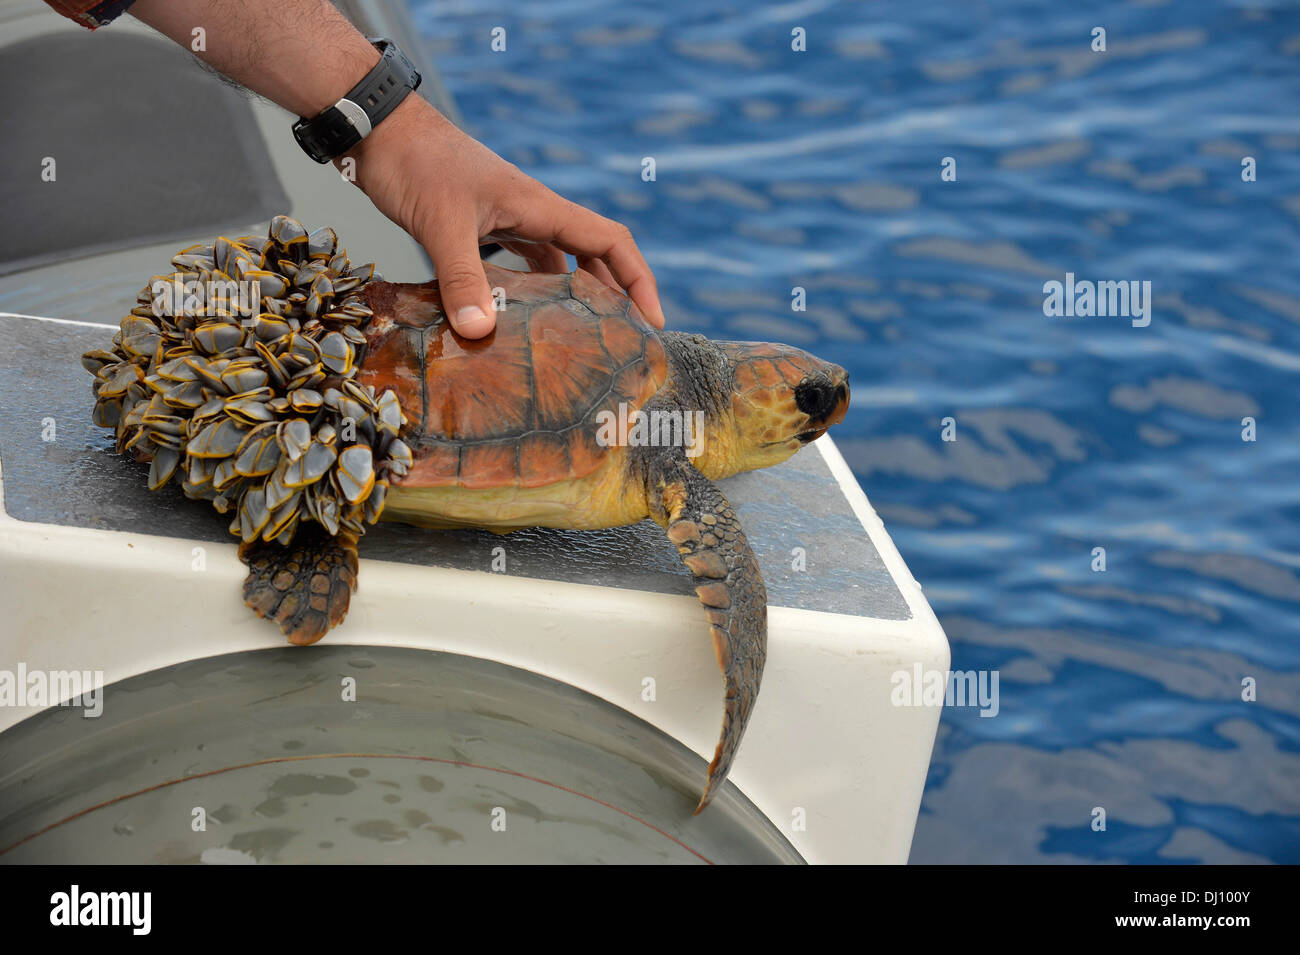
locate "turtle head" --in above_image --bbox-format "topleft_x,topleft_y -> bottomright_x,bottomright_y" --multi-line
717,340 -> 850,473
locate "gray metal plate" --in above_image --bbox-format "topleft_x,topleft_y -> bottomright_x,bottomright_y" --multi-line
0,646 -> 803,864
0,31 -> 289,277
0,314 -> 908,617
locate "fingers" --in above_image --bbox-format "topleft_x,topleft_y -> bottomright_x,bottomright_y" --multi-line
503,243 -> 658,328
500,240 -> 569,275
511,195 -> 665,329
576,256 -> 620,292
342,95 -> 663,333
422,219 -> 497,339
563,214 -> 664,328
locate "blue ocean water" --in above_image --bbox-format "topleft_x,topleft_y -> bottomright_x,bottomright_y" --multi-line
412,0 -> 1300,863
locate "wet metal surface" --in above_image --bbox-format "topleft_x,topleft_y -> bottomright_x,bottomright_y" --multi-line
0,647 -> 803,864
0,31 -> 288,277
0,315 -> 909,618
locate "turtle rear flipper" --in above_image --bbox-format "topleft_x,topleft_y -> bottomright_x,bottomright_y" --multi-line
648,457 -> 768,813
239,525 -> 360,645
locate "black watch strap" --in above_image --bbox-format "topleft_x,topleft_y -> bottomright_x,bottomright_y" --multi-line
292,38 -> 422,164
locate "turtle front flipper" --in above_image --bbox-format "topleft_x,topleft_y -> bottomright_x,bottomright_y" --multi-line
647,457 -> 768,813
239,524 -> 361,645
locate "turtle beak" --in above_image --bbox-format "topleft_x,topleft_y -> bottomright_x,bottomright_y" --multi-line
794,367 -> 850,441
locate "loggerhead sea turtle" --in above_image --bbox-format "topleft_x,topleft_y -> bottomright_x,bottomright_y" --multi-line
83,217 -> 850,810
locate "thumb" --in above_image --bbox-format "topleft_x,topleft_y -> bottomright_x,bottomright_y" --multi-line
425,224 -> 497,338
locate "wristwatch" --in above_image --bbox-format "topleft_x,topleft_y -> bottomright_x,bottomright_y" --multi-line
292,38 -> 422,164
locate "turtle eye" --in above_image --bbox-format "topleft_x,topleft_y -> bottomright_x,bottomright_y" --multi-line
794,377 -> 837,419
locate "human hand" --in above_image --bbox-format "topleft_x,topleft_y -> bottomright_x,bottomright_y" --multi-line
342,96 -> 664,338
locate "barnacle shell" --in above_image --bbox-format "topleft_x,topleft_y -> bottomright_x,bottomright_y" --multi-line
84,216 -> 404,547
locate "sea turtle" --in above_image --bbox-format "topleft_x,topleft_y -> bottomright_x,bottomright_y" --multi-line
83,217 -> 850,811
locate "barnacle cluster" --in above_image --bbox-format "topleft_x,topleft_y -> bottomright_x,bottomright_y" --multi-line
83,215 -> 412,546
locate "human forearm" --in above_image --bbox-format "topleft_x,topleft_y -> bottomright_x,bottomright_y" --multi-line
130,0 -> 379,119
125,0 -> 665,336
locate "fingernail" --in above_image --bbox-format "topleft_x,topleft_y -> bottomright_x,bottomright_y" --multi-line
453,306 -> 493,338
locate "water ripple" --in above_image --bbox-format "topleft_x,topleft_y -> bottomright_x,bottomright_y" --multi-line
416,0 -> 1300,863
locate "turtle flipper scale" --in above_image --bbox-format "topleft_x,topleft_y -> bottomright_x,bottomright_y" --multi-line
239,524 -> 360,646
649,458 -> 768,814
